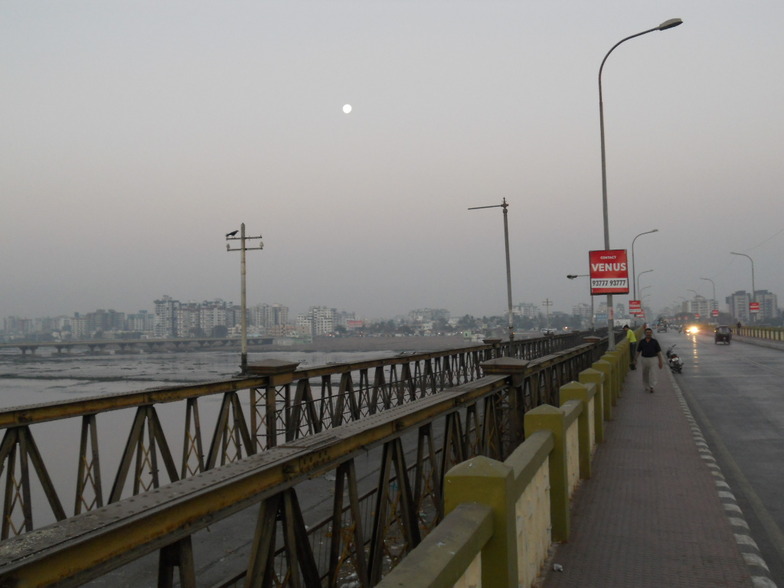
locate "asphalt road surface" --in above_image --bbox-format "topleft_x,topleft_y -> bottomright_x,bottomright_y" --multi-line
662,330 -> 784,583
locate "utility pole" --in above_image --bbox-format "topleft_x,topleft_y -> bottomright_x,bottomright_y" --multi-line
226,223 -> 263,373
468,198 -> 515,341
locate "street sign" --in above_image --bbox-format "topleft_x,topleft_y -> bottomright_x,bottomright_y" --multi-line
711,309 -> 719,317
589,249 -> 629,295
750,302 -> 760,314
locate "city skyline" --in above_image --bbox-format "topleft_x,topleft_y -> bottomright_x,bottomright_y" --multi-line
2,2 -> 783,321
4,283 -> 778,336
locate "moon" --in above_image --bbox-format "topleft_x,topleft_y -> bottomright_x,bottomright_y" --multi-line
342,104 -> 352,114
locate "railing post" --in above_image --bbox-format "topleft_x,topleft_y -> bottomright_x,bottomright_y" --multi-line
601,351 -> 622,401
559,381 -> 594,480
579,368 -> 605,442
524,405 -> 570,542
591,359 -> 614,418
444,456 -> 518,588
246,359 -> 300,448
481,356 -> 530,446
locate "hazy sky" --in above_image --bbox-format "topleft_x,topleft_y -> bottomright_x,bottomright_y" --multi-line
2,1 -> 782,322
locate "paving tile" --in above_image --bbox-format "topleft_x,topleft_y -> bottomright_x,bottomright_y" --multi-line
539,367 -> 753,588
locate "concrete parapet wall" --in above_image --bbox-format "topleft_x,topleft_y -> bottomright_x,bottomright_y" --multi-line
379,357 -> 627,588
515,447 -> 551,588
375,502 -> 493,588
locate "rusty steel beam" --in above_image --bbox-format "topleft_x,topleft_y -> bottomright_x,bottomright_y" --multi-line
0,378 -> 269,428
0,376 -> 509,586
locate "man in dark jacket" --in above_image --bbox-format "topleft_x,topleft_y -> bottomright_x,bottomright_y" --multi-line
635,327 -> 663,393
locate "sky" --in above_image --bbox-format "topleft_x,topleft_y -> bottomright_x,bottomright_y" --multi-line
2,1 -> 782,322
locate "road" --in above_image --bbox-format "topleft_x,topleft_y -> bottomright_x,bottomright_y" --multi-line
663,330 -> 784,583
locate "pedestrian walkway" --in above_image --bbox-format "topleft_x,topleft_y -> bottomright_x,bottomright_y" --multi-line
539,362 -> 773,588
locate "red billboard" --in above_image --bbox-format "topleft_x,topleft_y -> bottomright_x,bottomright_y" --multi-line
589,249 -> 629,295
750,302 -> 760,314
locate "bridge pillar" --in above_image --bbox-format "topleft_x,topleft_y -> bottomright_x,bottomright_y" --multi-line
600,352 -> 622,403
444,455 -> 517,588
591,360 -> 614,419
481,357 -> 530,445
524,404 -> 570,542
559,381 -> 594,480
579,368 -> 605,442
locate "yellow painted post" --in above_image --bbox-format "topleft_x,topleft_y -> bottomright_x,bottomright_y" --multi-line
524,405 -> 569,542
559,382 -> 593,480
607,350 -> 624,398
579,368 -> 605,442
591,360 -> 614,418
601,352 -> 620,403
444,456 -> 517,588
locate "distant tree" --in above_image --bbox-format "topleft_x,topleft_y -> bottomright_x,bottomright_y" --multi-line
433,317 -> 450,333
211,325 -> 229,338
456,315 -> 477,330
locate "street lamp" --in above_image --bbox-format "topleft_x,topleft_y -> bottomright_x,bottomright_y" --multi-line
700,277 -> 717,315
226,223 -> 264,373
631,229 -> 658,301
730,252 -> 756,323
598,18 -> 682,349
636,269 -> 653,299
567,274 -> 595,331
468,198 -> 515,341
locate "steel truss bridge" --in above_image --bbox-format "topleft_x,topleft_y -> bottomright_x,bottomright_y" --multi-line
0,332 -> 607,586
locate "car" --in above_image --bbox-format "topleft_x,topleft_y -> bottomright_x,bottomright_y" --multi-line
714,326 -> 732,344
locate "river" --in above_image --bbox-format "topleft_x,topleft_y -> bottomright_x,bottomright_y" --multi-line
0,346 -> 409,409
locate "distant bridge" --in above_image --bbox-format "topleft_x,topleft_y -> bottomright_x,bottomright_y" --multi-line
0,336 -> 275,355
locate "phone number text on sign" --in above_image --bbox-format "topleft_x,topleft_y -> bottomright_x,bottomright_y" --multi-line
591,279 -> 628,288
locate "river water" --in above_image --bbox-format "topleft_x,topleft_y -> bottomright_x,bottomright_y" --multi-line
0,346 -> 407,532
0,347 -> 397,409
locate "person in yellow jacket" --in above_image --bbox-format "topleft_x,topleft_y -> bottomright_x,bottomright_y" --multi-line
623,325 -> 637,370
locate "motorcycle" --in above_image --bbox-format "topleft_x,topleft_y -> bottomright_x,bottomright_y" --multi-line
666,344 -> 683,373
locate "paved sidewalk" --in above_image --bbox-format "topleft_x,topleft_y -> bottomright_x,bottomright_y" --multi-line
539,364 -> 763,588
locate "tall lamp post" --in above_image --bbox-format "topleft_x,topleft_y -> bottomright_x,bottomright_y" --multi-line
636,269 -> 653,301
730,251 -> 756,323
598,18 -> 682,349
226,223 -> 264,373
469,198 -> 515,341
631,229 -> 658,301
567,274 -> 595,331
700,277 -> 717,316
687,288 -> 700,319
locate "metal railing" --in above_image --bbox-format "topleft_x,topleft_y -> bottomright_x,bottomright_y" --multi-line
0,336 -> 606,586
0,333 -> 593,539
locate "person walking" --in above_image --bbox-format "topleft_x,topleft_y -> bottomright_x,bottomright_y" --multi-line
636,327 -> 663,393
623,325 -> 637,370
